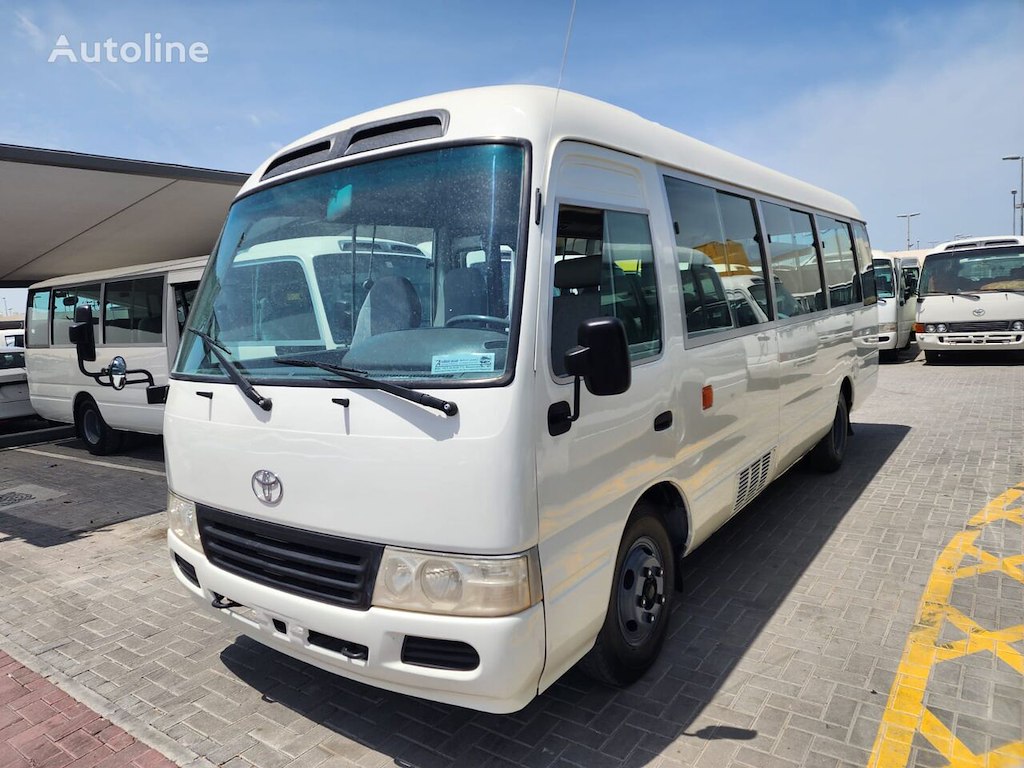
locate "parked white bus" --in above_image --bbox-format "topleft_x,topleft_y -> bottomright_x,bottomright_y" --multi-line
25,257 -> 207,453
66,86 -> 878,712
915,236 -> 1024,363
871,250 -> 915,360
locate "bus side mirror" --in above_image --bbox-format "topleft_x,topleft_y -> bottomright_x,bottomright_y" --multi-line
566,316 -> 632,396
549,317 -> 632,437
68,305 -> 97,363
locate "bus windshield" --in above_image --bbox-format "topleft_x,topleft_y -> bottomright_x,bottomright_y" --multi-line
176,143 -> 525,385
872,259 -> 896,298
919,246 -> 1024,295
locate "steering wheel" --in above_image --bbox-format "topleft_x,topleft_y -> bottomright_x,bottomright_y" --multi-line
445,314 -> 508,330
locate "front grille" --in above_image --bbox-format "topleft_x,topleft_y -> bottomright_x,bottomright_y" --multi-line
401,636 -> 480,671
197,506 -> 383,610
948,321 -> 1011,332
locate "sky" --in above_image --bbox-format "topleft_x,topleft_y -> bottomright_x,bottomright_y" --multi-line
1,0 -> 1022,313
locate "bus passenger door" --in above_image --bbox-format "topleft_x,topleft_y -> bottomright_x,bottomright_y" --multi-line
535,188 -> 678,691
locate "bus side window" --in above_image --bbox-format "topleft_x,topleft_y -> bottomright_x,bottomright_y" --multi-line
551,205 -> 661,375
851,222 -> 877,305
26,289 -> 51,349
664,176 -> 771,335
764,203 -> 826,315
175,282 -> 199,335
52,284 -> 101,345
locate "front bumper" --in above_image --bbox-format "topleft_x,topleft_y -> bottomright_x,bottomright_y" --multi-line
916,332 -> 1024,351
168,531 -> 545,713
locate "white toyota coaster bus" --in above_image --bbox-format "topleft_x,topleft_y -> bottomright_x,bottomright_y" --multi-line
67,87 -> 878,712
26,257 -> 207,454
870,250 -> 915,360
915,236 -> 1024,363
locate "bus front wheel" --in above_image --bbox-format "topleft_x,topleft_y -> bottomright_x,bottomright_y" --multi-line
75,398 -> 123,456
582,504 -> 675,686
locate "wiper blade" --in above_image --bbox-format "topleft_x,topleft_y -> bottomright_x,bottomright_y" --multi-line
189,328 -> 272,412
274,358 -> 458,417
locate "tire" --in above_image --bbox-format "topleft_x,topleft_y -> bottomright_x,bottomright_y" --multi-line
808,394 -> 849,473
582,504 -> 675,686
75,399 -> 123,456
924,350 -> 942,365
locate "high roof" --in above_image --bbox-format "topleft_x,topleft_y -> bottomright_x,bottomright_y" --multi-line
244,85 -> 862,221
0,144 -> 247,287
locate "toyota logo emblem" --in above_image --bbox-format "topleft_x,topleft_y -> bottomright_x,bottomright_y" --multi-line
252,470 -> 283,505
972,308 -> 986,317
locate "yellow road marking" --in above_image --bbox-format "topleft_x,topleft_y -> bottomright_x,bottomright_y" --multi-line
868,484 -> 1024,768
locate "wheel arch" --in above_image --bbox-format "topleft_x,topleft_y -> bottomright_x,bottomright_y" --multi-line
72,391 -> 97,436
635,481 -> 690,591
840,376 -> 854,411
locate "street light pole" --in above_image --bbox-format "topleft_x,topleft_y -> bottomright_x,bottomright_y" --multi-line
897,212 -> 920,250
1004,155 -> 1024,236
1014,191 -> 1019,236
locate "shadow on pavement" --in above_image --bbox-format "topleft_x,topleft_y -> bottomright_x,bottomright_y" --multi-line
0,434 -> 166,548
922,349 -> 1024,366
221,421 -> 910,767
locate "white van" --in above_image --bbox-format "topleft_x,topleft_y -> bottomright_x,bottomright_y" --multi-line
84,86 -> 881,713
915,236 -> 1024,362
25,257 -> 206,453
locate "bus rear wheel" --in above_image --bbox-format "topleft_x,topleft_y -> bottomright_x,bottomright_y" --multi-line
582,504 -> 675,687
808,394 -> 849,473
75,398 -> 123,456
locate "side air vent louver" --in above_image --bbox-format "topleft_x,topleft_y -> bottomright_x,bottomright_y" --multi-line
734,450 -> 774,513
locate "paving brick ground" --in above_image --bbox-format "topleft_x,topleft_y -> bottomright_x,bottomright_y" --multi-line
0,649 -> 175,768
0,348 -> 1021,768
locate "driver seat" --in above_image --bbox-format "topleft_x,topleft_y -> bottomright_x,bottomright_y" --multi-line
351,276 -> 421,345
444,267 -> 487,322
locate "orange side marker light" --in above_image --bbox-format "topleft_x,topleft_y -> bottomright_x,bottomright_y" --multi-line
702,385 -> 713,410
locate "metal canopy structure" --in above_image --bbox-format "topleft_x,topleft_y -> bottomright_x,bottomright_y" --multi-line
0,144 -> 248,287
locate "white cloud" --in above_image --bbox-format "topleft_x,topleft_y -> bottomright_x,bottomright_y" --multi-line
714,2 -> 1024,250
14,10 -> 47,51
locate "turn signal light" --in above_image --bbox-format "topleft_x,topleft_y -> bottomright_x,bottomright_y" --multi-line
913,323 -> 925,333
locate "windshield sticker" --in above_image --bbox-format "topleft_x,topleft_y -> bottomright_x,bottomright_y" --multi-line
431,353 -> 495,375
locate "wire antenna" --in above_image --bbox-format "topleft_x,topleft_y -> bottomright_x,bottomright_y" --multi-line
555,0 -> 577,94
541,0 -> 577,230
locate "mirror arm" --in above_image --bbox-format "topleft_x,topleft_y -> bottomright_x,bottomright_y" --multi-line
76,356 -> 156,389
569,375 -> 582,422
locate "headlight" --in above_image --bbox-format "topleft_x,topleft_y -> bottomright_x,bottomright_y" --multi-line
878,322 -> 898,333
167,490 -> 201,551
936,323 -> 948,333
372,546 -> 542,617
1012,321 -> 1024,331
925,324 -> 936,333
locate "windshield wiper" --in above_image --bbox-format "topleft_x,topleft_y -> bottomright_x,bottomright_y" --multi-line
921,290 -> 980,299
189,328 -> 273,412
274,358 -> 458,417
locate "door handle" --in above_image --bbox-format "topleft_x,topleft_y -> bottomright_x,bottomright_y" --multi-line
654,411 -> 673,431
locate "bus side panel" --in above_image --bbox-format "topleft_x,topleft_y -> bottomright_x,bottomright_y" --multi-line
25,347 -> 75,425
94,344 -> 168,435
774,314 -> 833,470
